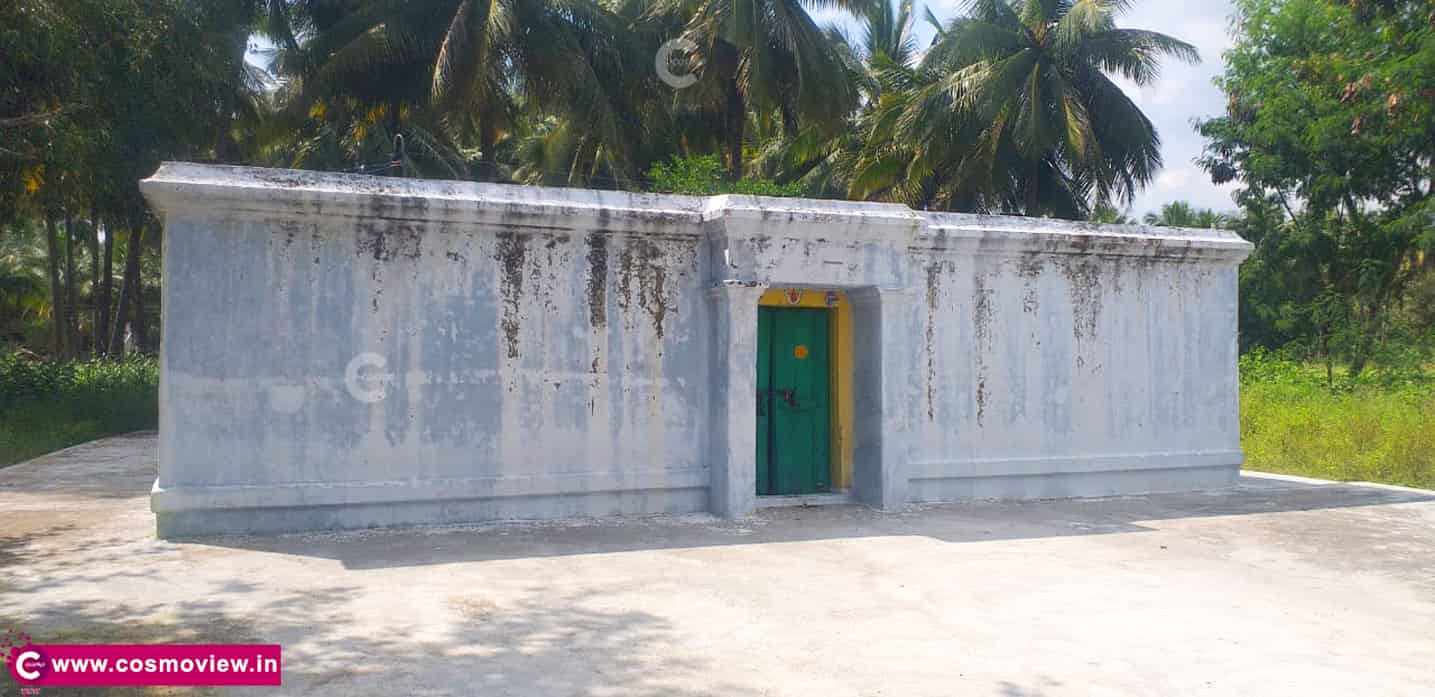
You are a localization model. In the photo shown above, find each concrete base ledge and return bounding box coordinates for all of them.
[155,488,710,538]
[151,468,711,512]
[909,464,1240,502]
[907,450,1244,481]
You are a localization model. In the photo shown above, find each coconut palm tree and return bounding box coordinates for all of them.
[651,0,872,180]
[743,0,918,196]
[862,0,1199,217]
[861,0,919,83]
[1143,201,1227,228]
[0,222,51,333]
[265,0,643,182]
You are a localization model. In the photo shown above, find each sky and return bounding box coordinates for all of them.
[820,0,1242,217]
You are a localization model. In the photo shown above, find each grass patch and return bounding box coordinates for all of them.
[0,353,158,468]
[1239,351,1435,489]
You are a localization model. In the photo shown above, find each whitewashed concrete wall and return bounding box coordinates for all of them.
[906,215,1247,501]
[141,163,1251,537]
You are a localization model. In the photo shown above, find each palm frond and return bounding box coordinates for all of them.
[1079,28,1199,85]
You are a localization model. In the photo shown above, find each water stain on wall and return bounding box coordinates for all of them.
[586,233,608,330]
[1058,256,1103,372]
[924,259,954,422]
[1015,253,1044,315]
[615,238,679,343]
[357,221,423,263]
[494,230,527,359]
[972,268,996,427]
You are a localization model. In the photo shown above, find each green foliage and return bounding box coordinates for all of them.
[647,156,802,197]
[0,353,158,466]
[651,0,866,180]
[1142,201,1229,229]
[1199,0,1434,375]
[850,0,1198,217]
[1240,352,1435,489]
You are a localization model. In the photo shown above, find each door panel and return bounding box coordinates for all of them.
[756,309,774,497]
[756,307,831,495]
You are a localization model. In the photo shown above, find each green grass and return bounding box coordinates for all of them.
[0,353,158,467]
[1239,351,1435,490]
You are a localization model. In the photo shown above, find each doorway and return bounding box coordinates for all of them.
[756,306,832,496]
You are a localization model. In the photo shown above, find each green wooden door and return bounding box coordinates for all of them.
[756,307,831,496]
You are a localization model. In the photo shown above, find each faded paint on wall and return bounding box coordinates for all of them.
[142,163,1251,536]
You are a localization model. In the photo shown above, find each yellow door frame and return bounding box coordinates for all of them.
[758,288,854,490]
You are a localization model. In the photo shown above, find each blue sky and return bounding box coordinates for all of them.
[820,0,1241,217]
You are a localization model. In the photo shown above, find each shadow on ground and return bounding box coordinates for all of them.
[4,434,1432,573]
[2,580,749,697]
[188,475,1434,571]
[5,435,1435,697]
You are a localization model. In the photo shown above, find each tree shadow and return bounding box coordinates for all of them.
[2,579,758,697]
[5,433,1435,696]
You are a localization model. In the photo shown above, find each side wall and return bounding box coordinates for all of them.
[155,207,712,535]
[905,221,1243,500]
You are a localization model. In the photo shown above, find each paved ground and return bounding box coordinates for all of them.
[2,435,1434,697]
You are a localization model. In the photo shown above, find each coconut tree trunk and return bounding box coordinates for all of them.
[478,117,498,182]
[781,103,799,140]
[726,77,745,181]
[88,205,101,356]
[43,213,64,356]
[133,229,148,352]
[1025,161,1041,217]
[109,222,143,356]
[99,215,115,356]
[64,212,78,357]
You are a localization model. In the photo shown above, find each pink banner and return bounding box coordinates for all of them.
[7,644,282,687]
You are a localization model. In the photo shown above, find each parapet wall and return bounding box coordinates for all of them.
[141,163,1251,536]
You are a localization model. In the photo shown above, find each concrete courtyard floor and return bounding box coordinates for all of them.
[3,435,1434,697]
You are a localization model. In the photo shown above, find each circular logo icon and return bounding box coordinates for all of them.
[793,344,809,360]
[655,38,700,89]
[11,646,49,683]
[345,352,392,404]
[783,288,803,305]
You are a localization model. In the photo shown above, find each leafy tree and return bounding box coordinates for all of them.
[2,0,252,356]
[1198,0,1434,376]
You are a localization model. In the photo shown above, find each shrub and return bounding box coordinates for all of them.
[647,155,803,197]
[0,352,159,466]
